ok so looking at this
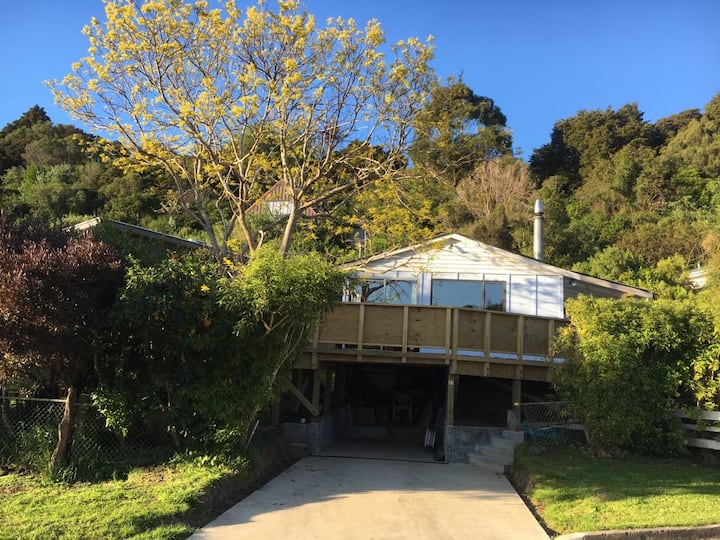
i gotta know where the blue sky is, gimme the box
[1,0,718,158]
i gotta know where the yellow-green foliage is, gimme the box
[49,0,436,257]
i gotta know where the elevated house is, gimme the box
[287,203,652,463]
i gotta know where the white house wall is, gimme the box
[509,275,564,318]
[348,234,649,315]
[355,240,567,316]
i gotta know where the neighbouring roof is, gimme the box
[688,268,707,289]
[344,233,653,300]
[72,218,208,250]
[247,180,317,217]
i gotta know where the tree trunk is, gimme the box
[279,209,300,257]
[50,387,76,476]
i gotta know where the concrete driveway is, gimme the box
[189,455,549,540]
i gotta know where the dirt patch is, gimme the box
[506,465,557,538]
[507,464,534,494]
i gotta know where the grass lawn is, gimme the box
[513,443,720,536]
[0,461,236,540]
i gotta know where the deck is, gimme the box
[299,303,567,383]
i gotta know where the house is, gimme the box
[246,180,317,218]
[286,218,652,464]
[689,268,708,289]
[343,232,652,319]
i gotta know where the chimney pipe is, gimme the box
[533,199,544,261]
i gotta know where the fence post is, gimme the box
[0,387,14,438]
[50,387,76,475]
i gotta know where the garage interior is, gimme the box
[278,363,554,462]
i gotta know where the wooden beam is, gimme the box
[279,375,321,417]
[512,379,521,428]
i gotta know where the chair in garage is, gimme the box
[392,392,413,425]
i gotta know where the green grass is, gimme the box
[0,460,234,540]
[514,444,720,535]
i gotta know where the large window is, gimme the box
[355,279,417,304]
[431,279,505,311]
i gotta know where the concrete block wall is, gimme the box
[282,406,350,454]
[445,426,504,463]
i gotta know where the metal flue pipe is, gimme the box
[533,199,544,261]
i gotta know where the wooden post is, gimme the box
[445,374,457,427]
[516,315,525,362]
[484,311,492,359]
[511,379,522,430]
[547,319,555,362]
[357,304,365,362]
[401,305,409,363]
[444,308,452,363]
[451,308,459,374]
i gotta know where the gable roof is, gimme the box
[247,180,317,217]
[344,233,653,300]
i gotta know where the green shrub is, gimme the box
[96,247,344,456]
[554,296,714,454]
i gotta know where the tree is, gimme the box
[454,157,533,248]
[50,0,435,259]
[530,103,660,193]
[0,220,123,395]
[410,79,512,188]
[0,107,52,174]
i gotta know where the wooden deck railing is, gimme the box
[300,303,567,382]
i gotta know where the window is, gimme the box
[431,279,505,311]
[355,279,416,304]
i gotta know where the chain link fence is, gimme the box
[0,396,173,476]
[520,401,587,445]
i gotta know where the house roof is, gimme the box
[344,233,653,300]
[247,180,317,217]
[688,268,707,289]
[72,218,208,250]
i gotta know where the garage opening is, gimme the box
[279,365,554,462]
[310,364,448,461]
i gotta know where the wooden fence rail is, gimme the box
[676,409,720,451]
